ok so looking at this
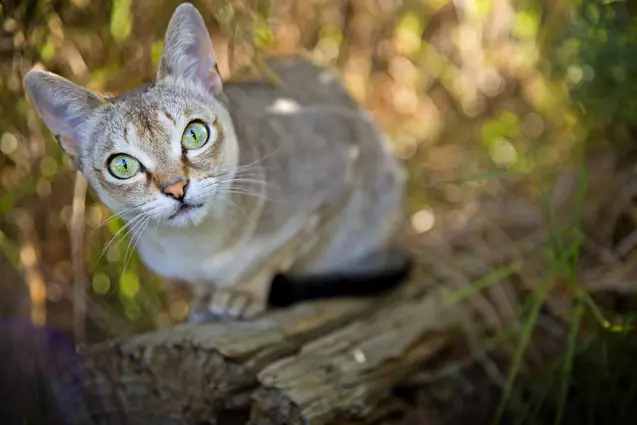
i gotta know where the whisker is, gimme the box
[92,213,147,269]
[214,192,256,225]
[218,184,284,203]
[230,181,280,193]
[209,148,283,186]
[94,202,148,229]
[116,215,150,254]
[230,178,273,187]
[215,171,282,191]
[229,147,281,170]
[223,190,277,202]
[118,203,166,271]
[96,214,125,229]
[121,215,152,277]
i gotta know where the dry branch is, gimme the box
[46,274,464,425]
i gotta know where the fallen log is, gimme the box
[41,272,465,425]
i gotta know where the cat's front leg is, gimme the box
[188,210,329,323]
[188,271,272,323]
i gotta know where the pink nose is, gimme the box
[162,178,188,199]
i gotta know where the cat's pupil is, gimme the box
[190,130,197,140]
[120,159,128,169]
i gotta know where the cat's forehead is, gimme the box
[114,84,204,121]
[107,84,211,140]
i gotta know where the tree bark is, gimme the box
[46,274,464,425]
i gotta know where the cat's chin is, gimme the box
[167,204,208,227]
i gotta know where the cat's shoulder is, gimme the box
[224,57,358,115]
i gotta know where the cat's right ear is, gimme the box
[157,3,222,95]
[24,70,107,157]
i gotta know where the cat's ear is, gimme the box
[157,3,222,95]
[24,70,107,157]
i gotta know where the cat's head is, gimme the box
[24,3,238,227]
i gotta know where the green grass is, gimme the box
[440,136,596,425]
[478,147,637,424]
[494,163,588,425]
[439,133,607,425]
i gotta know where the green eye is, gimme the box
[108,154,141,179]
[182,121,210,150]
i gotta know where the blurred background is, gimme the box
[2,0,637,423]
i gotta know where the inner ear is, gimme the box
[24,70,106,157]
[157,3,222,95]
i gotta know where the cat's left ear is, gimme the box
[24,70,108,158]
[157,3,222,95]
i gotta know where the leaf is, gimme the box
[110,0,132,44]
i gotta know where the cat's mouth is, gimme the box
[169,203,203,220]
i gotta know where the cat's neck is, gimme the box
[137,186,256,260]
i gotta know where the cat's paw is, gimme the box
[188,289,267,323]
[208,288,267,320]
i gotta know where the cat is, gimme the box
[23,2,407,322]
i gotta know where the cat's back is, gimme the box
[224,57,359,114]
[223,57,402,202]
[224,58,405,273]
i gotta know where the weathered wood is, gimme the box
[47,274,463,425]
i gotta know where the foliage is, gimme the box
[550,0,637,137]
[2,0,637,424]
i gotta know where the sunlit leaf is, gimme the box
[514,9,540,39]
[119,270,140,298]
[92,273,111,295]
[254,21,274,49]
[150,40,163,66]
[395,12,423,56]
[110,0,132,43]
[40,38,55,62]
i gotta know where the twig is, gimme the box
[71,171,88,345]
[14,210,47,325]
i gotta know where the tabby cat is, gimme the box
[24,2,407,322]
